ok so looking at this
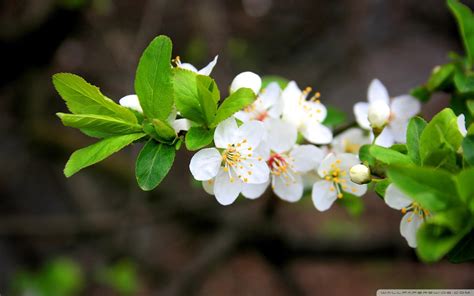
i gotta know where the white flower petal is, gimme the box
[332,128,370,154]
[353,102,371,130]
[368,79,390,105]
[458,114,467,137]
[265,118,297,153]
[197,55,218,76]
[273,174,304,202]
[235,158,270,184]
[400,212,423,248]
[341,179,367,197]
[242,180,269,199]
[281,81,303,126]
[337,153,361,171]
[172,118,190,133]
[254,141,271,161]
[238,120,266,149]
[202,179,215,195]
[385,184,412,210]
[373,127,395,147]
[214,169,242,205]
[290,145,324,173]
[300,121,333,144]
[119,94,143,113]
[178,63,198,73]
[260,82,281,110]
[390,95,421,120]
[230,71,262,94]
[214,117,239,148]
[234,110,252,122]
[311,180,338,211]
[389,119,409,143]
[189,148,222,181]
[317,153,337,177]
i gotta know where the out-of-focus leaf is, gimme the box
[322,106,347,127]
[427,63,455,91]
[448,0,474,66]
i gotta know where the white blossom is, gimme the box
[189,117,270,205]
[230,71,262,95]
[331,128,370,154]
[175,55,218,76]
[354,79,421,147]
[385,184,429,248]
[312,153,367,211]
[458,114,467,137]
[281,81,333,144]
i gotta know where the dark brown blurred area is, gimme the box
[0,0,473,295]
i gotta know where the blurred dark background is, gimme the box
[1,0,473,295]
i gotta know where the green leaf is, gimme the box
[448,0,474,66]
[64,133,145,177]
[196,75,218,124]
[447,230,474,263]
[462,135,474,165]
[416,209,471,262]
[456,167,474,213]
[152,118,176,142]
[389,144,408,154]
[185,126,214,151]
[211,88,256,127]
[322,106,347,127]
[454,70,474,94]
[410,86,431,102]
[426,63,455,92]
[374,179,391,199]
[419,108,463,171]
[57,113,142,138]
[135,35,174,120]
[387,165,460,212]
[467,99,474,115]
[135,139,175,191]
[406,117,427,165]
[359,145,412,177]
[52,73,136,123]
[173,68,206,124]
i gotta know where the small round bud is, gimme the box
[230,71,262,95]
[368,100,390,129]
[349,164,371,184]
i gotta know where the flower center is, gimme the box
[401,202,430,222]
[268,153,297,185]
[255,110,268,121]
[343,139,360,154]
[321,159,359,198]
[222,145,242,168]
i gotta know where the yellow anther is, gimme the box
[329,187,335,192]
[336,159,341,164]
[248,171,252,175]
[248,147,252,151]
[244,177,248,183]
[223,167,229,172]
[401,207,407,214]
[230,177,235,183]
[337,193,343,199]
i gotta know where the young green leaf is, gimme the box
[406,116,427,165]
[53,73,136,123]
[358,145,411,177]
[419,108,463,170]
[462,135,474,165]
[64,133,146,177]
[387,165,460,212]
[196,75,218,124]
[456,167,474,213]
[173,68,206,124]
[454,70,474,94]
[448,0,474,66]
[185,126,214,151]
[211,87,255,127]
[135,139,175,191]
[57,113,142,138]
[135,35,174,120]
[152,118,177,143]
[426,63,455,92]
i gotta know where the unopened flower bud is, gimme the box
[230,71,262,95]
[349,164,371,184]
[368,100,390,129]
